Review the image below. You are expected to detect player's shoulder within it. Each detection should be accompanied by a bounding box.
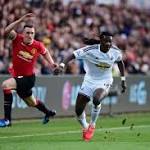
[33,39,40,44]
[110,45,122,53]
[83,44,99,52]
[16,34,23,40]
[111,44,121,51]
[33,39,44,47]
[12,34,23,43]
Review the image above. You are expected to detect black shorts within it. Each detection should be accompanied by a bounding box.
[14,74,35,98]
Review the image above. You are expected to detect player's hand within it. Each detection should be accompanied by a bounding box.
[19,13,35,22]
[121,80,127,93]
[52,63,59,69]
[53,65,64,75]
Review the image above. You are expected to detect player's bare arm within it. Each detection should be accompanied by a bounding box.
[60,54,75,68]
[117,60,125,77]
[117,60,127,93]
[54,54,75,75]
[4,13,35,40]
[42,48,58,69]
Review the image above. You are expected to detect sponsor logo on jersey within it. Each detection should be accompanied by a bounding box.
[95,62,111,69]
[17,50,34,62]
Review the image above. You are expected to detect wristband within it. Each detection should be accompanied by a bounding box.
[59,63,65,68]
[121,76,126,81]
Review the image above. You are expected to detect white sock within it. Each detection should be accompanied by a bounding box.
[76,111,89,129]
[90,103,101,127]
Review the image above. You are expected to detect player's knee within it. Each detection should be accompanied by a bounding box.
[21,95,36,107]
[28,103,35,107]
[26,100,36,107]
[93,98,100,106]
[93,96,101,106]
[93,90,106,106]
[75,107,83,117]
[1,81,10,89]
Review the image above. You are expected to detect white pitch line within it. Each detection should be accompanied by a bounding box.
[0,125,150,139]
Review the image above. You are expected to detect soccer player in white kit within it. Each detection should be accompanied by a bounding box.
[55,32,127,141]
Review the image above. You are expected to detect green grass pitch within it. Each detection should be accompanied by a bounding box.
[0,113,150,150]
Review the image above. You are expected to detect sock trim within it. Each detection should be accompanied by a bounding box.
[3,89,12,94]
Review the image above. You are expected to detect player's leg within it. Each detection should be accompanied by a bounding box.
[75,93,90,141]
[0,78,17,127]
[75,79,93,130]
[76,80,95,141]
[75,93,90,129]
[91,81,112,126]
[18,90,56,124]
[86,88,107,141]
[24,94,56,124]
[90,88,106,127]
[85,88,106,141]
[16,75,56,124]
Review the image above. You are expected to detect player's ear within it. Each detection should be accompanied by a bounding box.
[99,35,106,42]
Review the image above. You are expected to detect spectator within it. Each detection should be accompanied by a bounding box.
[0,0,150,75]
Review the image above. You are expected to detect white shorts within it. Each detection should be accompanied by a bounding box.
[79,79,112,99]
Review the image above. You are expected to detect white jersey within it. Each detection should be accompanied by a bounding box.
[73,44,122,82]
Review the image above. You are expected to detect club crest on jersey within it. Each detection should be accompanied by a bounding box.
[31,48,37,55]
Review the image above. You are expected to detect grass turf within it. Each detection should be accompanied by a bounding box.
[0,112,150,150]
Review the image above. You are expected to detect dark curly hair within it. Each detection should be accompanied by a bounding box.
[82,31,112,45]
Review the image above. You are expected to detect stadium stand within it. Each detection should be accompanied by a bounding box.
[0,0,149,75]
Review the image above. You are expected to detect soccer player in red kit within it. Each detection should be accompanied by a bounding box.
[0,13,57,127]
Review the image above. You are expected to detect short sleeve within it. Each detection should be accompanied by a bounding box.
[12,34,23,45]
[115,51,123,62]
[39,42,46,55]
[73,46,91,59]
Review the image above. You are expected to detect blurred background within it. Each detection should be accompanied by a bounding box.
[0,0,150,76]
[0,1,150,147]
[0,0,150,118]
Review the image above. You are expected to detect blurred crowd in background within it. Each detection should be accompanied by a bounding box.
[0,0,150,75]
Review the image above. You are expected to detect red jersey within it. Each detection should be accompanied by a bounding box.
[11,34,46,76]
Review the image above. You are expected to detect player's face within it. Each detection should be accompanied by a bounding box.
[100,36,112,53]
[23,27,35,44]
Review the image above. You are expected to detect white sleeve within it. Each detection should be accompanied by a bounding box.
[115,51,123,62]
[73,46,90,59]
